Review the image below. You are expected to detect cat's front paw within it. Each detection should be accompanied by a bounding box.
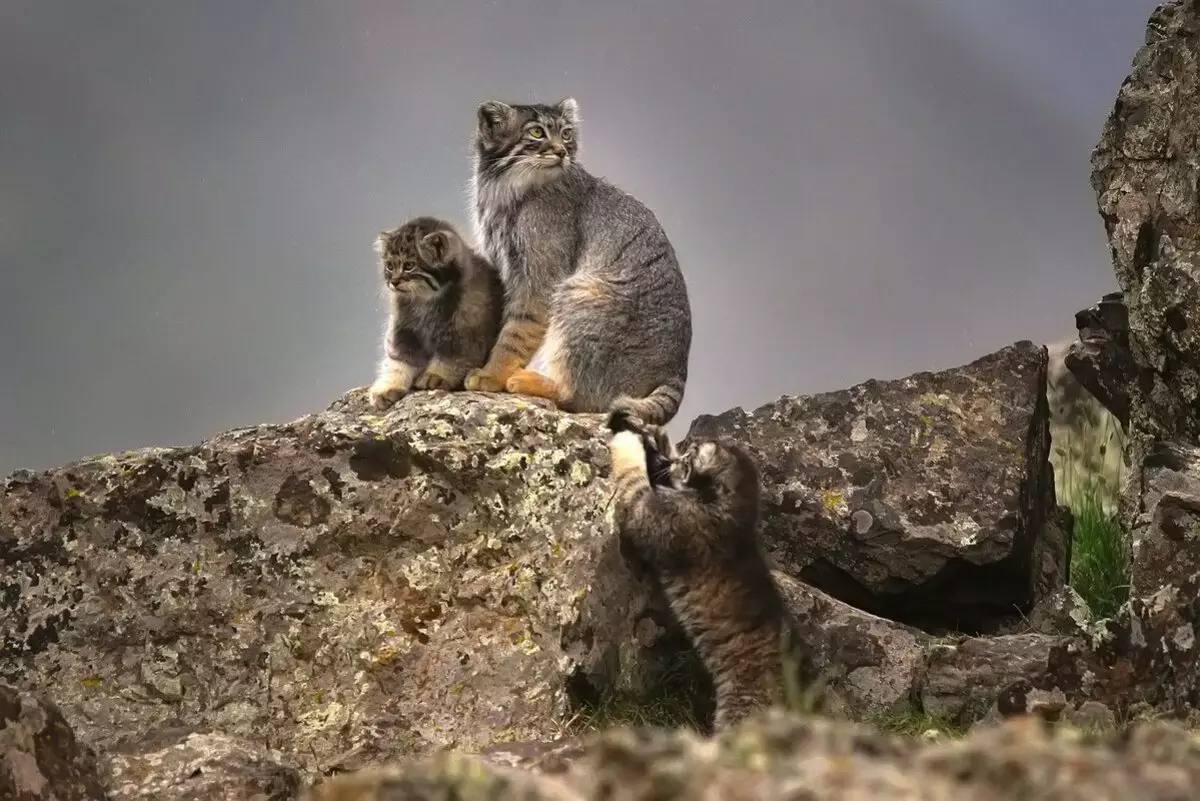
[464,368,509,393]
[606,408,642,435]
[368,380,407,410]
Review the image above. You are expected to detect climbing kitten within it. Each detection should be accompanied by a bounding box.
[368,216,504,410]
[606,409,817,731]
[464,97,693,426]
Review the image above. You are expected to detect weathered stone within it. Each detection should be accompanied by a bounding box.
[0,682,110,801]
[965,571,1200,720]
[1128,440,1200,593]
[105,731,302,801]
[686,341,1064,633]
[921,634,1073,726]
[1091,0,1200,489]
[1064,292,1135,428]
[0,390,664,780]
[311,711,1200,800]
[773,572,928,718]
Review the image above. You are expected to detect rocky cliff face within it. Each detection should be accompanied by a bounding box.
[1082,0,1200,598]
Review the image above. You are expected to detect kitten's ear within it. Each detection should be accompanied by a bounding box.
[477,101,516,138]
[556,97,579,125]
[417,231,451,266]
[373,233,389,257]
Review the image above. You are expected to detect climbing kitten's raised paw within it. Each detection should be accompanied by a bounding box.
[368,380,406,410]
[464,368,509,393]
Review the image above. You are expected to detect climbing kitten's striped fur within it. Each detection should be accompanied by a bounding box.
[606,410,815,731]
[368,216,504,410]
[464,97,692,426]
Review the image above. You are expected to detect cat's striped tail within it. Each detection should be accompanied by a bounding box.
[608,377,686,426]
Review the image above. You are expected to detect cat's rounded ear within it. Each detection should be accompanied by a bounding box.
[417,230,451,266]
[373,232,389,257]
[556,97,579,125]
[477,101,515,138]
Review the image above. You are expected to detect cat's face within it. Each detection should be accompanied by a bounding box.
[374,217,458,301]
[474,98,580,184]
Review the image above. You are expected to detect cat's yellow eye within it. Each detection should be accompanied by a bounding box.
[528,125,545,139]
[561,128,573,141]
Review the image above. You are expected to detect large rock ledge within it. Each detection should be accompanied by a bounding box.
[687,341,1065,633]
[1,391,655,776]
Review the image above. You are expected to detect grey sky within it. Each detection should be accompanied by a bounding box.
[0,0,1159,475]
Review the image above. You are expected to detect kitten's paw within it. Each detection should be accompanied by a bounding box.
[414,367,459,391]
[464,368,509,393]
[368,380,406,410]
[609,430,646,467]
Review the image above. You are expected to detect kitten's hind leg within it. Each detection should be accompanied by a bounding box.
[414,357,470,391]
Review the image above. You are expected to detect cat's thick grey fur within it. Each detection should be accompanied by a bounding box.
[464,97,693,426]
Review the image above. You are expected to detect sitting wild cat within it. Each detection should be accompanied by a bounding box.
[464,97,693,426]
[368,216,504,410]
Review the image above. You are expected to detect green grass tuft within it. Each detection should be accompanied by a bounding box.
[1047,356,1130,619]
[868,708,968,739]
[569,650,706,733]
[1068,482,1130,620]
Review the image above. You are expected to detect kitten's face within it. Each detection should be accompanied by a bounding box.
[374,217,459,301]
[668,440,760,508]
[474,98,580,185]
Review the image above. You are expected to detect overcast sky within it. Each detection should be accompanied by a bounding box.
[0,0,1160,474]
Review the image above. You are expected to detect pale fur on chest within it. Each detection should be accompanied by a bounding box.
[470,165,560,282]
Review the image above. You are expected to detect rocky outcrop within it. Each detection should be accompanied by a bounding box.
[1089,0,1200,597]
[1,682,110,801]
[307,711,1200,800]
[0,390,660,778]
[687,341,1065,633]
[1091,0,1200,484]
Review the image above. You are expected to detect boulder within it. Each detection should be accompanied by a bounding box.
[0,682,110,801]
[307,710,1200,801]
[773,572,928,718]
[0,390,663,780]
[687,341,1065,633]
[1091,0,1200,484]
[920,634,1073,726]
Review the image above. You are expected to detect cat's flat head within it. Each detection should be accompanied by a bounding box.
[474,98,580,184]
[374,216,462,301]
